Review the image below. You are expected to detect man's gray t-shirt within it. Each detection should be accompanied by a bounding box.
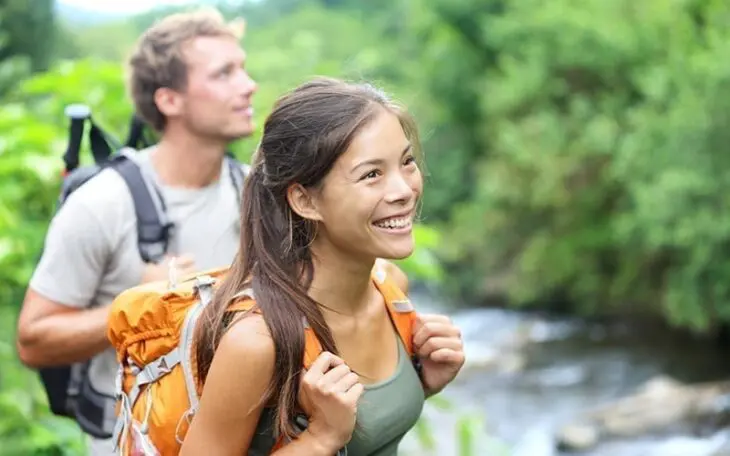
[29,148,242,450]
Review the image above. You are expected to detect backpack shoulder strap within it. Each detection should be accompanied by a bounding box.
[108,150,172,263]
[124,113,153,150]
[372,260,416,357]
[225,288,257,313]
[224,153,250,206]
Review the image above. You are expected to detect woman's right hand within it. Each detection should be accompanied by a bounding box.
[298,352,363,452]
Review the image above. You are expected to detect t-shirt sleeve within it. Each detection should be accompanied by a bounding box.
[29,193,112,309]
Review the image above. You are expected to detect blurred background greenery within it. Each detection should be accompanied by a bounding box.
[5,0,730,455]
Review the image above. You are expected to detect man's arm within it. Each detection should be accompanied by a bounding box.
[16,185,197,368]
[16,193,112,368]
[16,291,111,367]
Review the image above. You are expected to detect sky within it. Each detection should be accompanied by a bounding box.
[57,0,201,15]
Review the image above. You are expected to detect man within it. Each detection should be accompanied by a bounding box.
[15,8,257,455]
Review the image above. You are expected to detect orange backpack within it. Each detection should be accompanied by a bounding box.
[106,260,416,456]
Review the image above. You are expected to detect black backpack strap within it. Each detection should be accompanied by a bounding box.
[124,114,154,150]
[63,104,120,174]
[108,151,173,263]
[88,119,114,166]
[225,152,250,207]
[63,105,87,174]
[106,150,243,263]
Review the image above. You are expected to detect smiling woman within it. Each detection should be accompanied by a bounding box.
[100,75,461,456]
[175,77,466,456]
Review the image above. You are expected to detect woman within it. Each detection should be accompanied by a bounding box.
[182,77,465,455]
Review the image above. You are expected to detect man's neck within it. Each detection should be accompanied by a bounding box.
[150,127,228,188]
[307,242,377,318]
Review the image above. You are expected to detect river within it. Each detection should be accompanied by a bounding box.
[399,287,730,456]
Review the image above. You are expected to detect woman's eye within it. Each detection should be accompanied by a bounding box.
[361,170,380,181]
[403,155,417,166]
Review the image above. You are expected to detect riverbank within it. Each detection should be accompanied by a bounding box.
[401,289,730,456]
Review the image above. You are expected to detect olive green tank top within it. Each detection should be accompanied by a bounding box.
[248,336,426,455]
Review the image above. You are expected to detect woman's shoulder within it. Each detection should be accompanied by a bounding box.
[215,312,276,372]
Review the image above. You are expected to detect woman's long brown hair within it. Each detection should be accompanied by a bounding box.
[194,77,423,441]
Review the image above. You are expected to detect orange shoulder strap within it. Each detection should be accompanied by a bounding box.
[372,262,416,357]
[224,286,322,369]
[225,287,258,313]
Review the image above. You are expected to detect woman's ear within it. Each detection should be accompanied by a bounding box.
[287,183,322,222]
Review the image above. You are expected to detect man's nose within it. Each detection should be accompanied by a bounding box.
[236,69,257,96]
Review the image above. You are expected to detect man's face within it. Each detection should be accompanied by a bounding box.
[175,35,258,142]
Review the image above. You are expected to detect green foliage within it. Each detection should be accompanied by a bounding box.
[236,3,408,154]
[0,60,131,303]
[407,395,512,456]
[402,0,497,223]
[409,0,730,332]
[0,0,56,72]
[397,225,445,282]
[0,10,29,95]
[0,60,134,456]
[0,308,85,456]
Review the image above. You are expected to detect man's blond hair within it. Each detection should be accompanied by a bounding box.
[127,7,245,131]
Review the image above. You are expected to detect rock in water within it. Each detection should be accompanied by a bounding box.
[554,375,730,451]
[556,423,599,452]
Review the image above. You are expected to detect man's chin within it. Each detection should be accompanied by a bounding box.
[227,125,255,141]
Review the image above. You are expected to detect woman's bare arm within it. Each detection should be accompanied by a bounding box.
[180,314,339,456]
[179,315,272,455]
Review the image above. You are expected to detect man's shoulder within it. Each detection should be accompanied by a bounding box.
[64,165,134,212]
[65,148,155,209]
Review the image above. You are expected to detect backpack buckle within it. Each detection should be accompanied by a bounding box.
[193,275,216,305]
[194,275,216,289]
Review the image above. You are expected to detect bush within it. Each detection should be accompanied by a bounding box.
[432,0,730,332]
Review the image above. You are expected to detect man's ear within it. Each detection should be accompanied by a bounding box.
[287,183,322,222]
[154,87,184,118]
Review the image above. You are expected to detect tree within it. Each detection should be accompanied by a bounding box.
[0,0,56,72]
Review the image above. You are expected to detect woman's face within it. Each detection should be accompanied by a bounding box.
[310,108,423,261]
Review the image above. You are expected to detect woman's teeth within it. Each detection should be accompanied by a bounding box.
[374,216,411,229]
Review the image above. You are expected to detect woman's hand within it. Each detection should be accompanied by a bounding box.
[413,313,465,396]
[298,352,364,452]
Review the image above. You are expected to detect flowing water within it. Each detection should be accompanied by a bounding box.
[399,287,730,456]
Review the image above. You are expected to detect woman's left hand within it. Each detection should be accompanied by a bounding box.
[413,313,465,396]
